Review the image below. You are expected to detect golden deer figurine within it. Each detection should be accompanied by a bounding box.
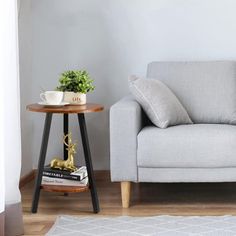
[50,133,78,172]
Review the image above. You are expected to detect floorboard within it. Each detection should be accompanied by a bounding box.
[21,171,236,235]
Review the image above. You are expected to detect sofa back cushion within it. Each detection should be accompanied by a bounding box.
[147,61,236,124]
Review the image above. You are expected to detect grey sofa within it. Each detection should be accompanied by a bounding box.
[110,61,236,208]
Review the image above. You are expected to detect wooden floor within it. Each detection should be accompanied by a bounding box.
[22,171,236,235]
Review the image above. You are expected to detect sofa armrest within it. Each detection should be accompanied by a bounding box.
[110,95,143,182]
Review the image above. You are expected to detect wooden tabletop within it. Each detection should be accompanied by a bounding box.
[27,103,104,114]
[41,184,89,193]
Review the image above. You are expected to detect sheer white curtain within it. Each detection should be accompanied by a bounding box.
[0,0,24,235]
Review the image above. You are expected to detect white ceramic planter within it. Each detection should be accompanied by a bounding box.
[63,92,86,105]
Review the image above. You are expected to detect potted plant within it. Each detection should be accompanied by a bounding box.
[57,70,95,105]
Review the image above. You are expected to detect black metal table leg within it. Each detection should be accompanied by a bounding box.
[31,113,52,213]
[78,114,100,213]
[63,114,69,196]
[63,114,69,160]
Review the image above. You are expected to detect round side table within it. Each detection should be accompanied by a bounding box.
[27,103,104,213]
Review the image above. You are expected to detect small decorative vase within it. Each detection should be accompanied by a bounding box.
[64,92,86,105]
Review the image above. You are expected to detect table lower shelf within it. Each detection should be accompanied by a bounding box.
[41,184,89,193]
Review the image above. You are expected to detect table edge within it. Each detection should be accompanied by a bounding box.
[26,103,104,114]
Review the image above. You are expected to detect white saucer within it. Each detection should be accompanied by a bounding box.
[38,102,70,107]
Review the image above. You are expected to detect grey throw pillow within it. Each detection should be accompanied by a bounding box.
[129,75,193,128]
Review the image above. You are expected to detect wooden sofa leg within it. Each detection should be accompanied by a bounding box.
[121,181,131,208]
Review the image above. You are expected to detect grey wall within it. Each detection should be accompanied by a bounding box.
[19,0,33,176]
[20,0,236,172]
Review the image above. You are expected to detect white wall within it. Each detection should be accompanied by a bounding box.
[20,0,236,171]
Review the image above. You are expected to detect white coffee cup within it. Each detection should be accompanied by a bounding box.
[40,91,64,105]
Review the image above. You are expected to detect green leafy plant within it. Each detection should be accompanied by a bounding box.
[56,70,95,94]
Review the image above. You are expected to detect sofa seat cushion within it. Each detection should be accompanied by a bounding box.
[137,124,236,168]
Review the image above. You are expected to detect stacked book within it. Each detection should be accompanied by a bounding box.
[42,166,88,187]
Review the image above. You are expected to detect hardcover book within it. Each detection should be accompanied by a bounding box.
[42,176,88,186]
[43,166,87,181]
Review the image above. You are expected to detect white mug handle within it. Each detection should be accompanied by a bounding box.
[40,93,46,102]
